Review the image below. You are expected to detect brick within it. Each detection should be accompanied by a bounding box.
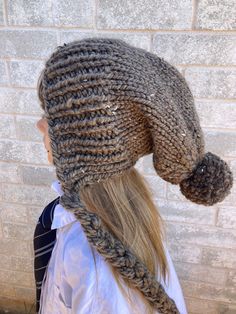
[227,271,236,289]
[0,0,3,25]
[7,0,53,26]
[0,284,15,299]
[27,205,48,225]
[0,140,49,165]
[166,183,189,202]
[14,288,35,305]
[0,202,28,224]
[0,222,3,237]
[134,157,143,171]
[2,222,35,241]
[8,0,94,27]
[181,280,236,303]
[0,238,30,257]
[174,261,227,285]
[0,114,16,139]
[185,68,236,98]
[0,221,2,237]
[143,175,166,198]
[141,153,157,175]
[204,130,236,158]
[97,0,192,30]
[197,0,236,30]
[0,162,21,183]
[195,100,236,128]
[9,60,44,88]
[59,31,151,51]
[53,0,94,27]
[185,297,217,314]
[213,181,236,206]
[218,303,236,314]
[157,199,216,225]
[0,270,33,287]
[29,241,35,257]
[217,207,236,229]
[0,296,35,314]
[0,88,43,115]
[229,160,236,179]
[176,67,185,75]
[15,116,42,142]
[0,254,32,272]
[0,255,11,271]
[153,34,236,66]
[19,164,56,185]
[202,247,236,269]
[167,241,202,263]
[166,222,236,249]
[1,183,57,207]
[11,256,33,273]
[0,61,7,84]
[0,30,57,58]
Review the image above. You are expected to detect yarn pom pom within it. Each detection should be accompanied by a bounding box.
[179,152,233,206]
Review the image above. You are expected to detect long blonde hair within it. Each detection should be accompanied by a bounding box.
[79,166,169,314]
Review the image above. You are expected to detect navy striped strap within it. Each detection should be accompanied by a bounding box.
[33,196,60,313]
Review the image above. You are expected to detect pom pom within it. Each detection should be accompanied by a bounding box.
[179,152,233,206]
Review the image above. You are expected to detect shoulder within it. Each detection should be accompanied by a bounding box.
[58,221,141,313]
[58,220,100,285]
[57,221,121,293]
[62,220,97,257]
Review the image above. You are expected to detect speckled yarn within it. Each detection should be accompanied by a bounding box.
[39,37,233,313]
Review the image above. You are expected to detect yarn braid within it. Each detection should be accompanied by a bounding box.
[60,192,180,314]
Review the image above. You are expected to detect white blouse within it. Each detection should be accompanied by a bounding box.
[39,180,188,314]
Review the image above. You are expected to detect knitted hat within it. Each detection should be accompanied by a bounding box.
[38,37,234,313]
[39,37,233,207]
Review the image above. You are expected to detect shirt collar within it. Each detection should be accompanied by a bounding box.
[50,180,77,230]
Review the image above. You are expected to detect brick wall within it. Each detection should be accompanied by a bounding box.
[0,0,235,313]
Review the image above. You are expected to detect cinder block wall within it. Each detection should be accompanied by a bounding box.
[0,1,235,313]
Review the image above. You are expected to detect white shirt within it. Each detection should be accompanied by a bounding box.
[39,180,188,314]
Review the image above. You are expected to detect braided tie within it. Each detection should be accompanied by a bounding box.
[60,191,180,314]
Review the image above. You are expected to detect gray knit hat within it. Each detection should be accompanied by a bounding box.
[38,37,234,313]
[39,37,233,207]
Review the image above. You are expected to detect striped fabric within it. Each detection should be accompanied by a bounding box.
[33,196,60,313]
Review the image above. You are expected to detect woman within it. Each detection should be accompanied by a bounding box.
[34,37,233,314]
